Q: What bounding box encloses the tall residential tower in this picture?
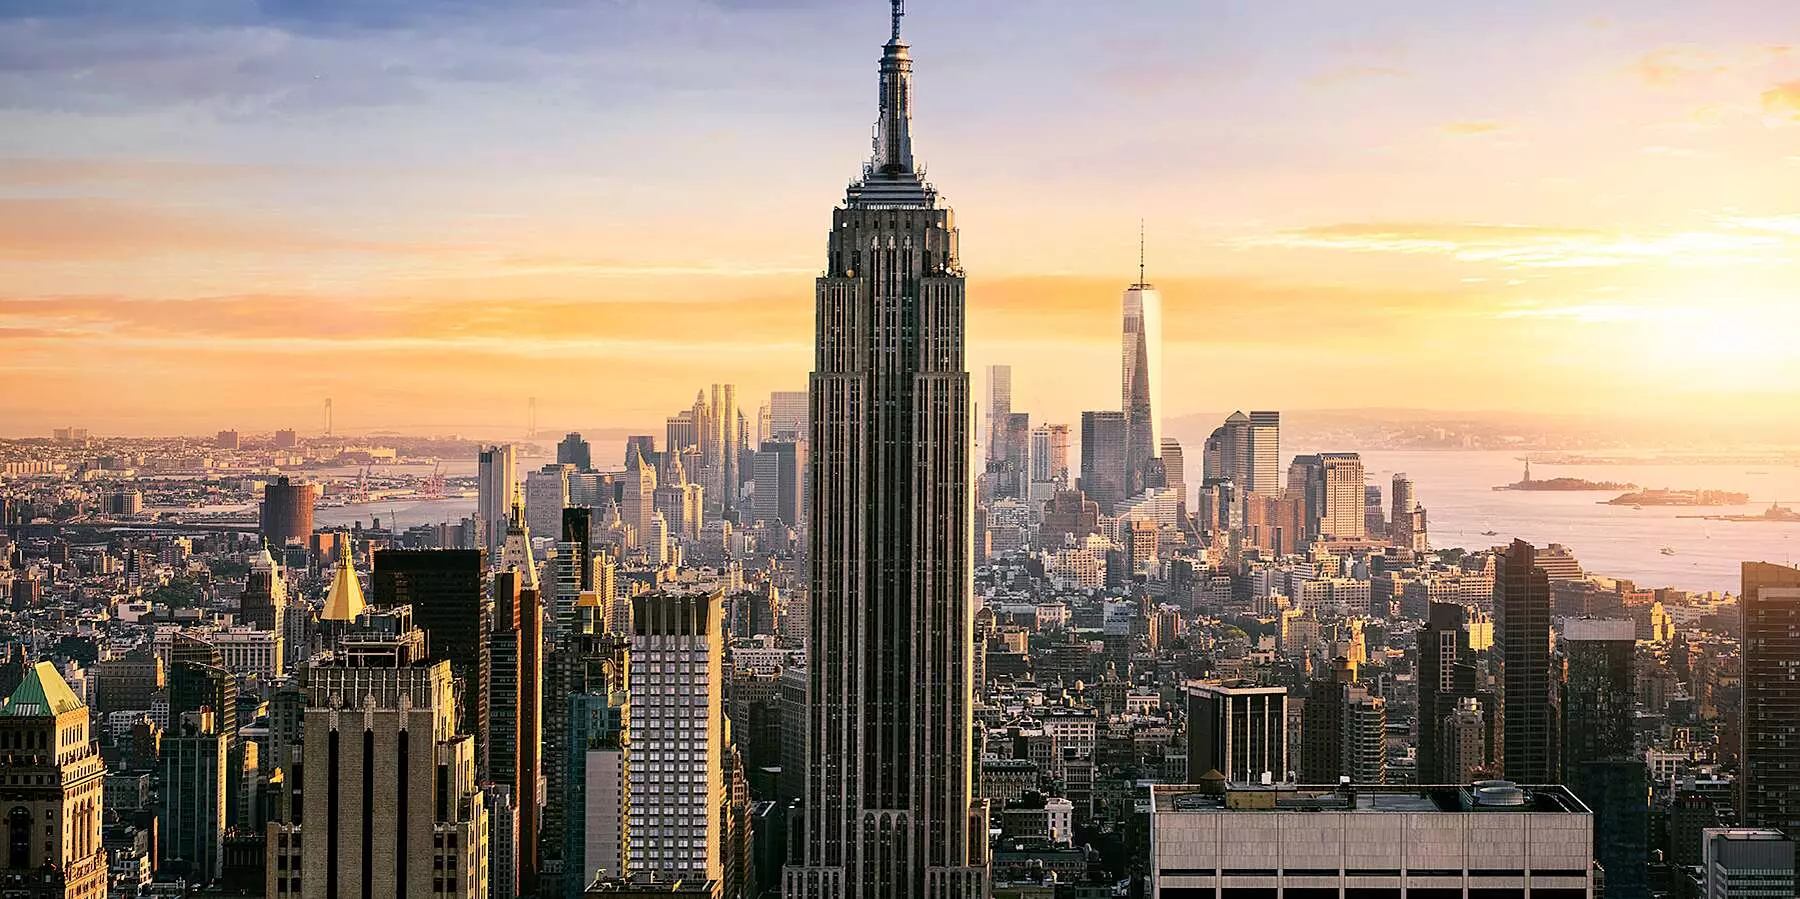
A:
[787,4,989,896]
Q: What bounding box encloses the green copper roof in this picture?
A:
[2,662,85,717]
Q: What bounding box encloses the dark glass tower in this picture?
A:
[786,3,988,896]
[373,549,489,776]
[1742,562,1800,843]
[1498,539,1555,783]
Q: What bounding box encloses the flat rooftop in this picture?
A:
[1153,782,1588,815]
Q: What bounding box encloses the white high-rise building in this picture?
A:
[768,391,809,439]
[478,445,518,558]
[627,591,725,882]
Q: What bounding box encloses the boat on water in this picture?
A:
[1660,547,1676,556]
[1481,530,1500,536]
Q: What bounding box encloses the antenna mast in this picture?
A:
[891,0,904,41]
[1138,219,1147,287]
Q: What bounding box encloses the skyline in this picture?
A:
[6,1,1800,435]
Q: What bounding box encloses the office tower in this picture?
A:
[1418,602,1479,784]
[1160,437,1186,511]
[1497,539,1555,784]
[160,710,228,881]
[621,443,658,550]
[527,464,573,543]
[265,624,490,899]
[768,390,809,439]
[1299,660,1387,785]
[1740,562,1800,840]
[490,571,545,896]
[1391,472,1430,552]
[1703,829,1795,899]
[667,408,699,457]
[994,411,1030,499]
[1149,782,1594,899]
[1246,411,1280,494]
[216,429,240,450]
[1289,452,1366,540]
[170,636,239,742]
[1364,484,1385,537]
[0,662,107,899]
[986,364,1012,463]
[479,444,520,557]
[788,5,988,895]
[722,385,740,503]
[546,597,628,898]
[1442,697,1488,783]
[239,549,287,678]
[273,428,298,449]
[321,548,366,623]
[1185,683,1289,783]
[373,549,489,775]
[1121,267,1163,497]
[259,476,317,547]
[1080,411,1128,514]
[646,512,672,567]
[1029,424,1070,486]
[653,453,705,542]
[550,508,595,639]
[628,591,725,882]
[558,432,593,472]
[753,438,807,528]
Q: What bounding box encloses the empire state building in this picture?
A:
[785,3,990,898]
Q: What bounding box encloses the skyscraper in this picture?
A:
[557,432,593,472]
[986,364,1012,464]
[265,621,491,899]
[0,662,107,899]
[1289,452,1366,540]
[1203,411,1280,496]
[628,591,726,883]
[1741,561,1800,841]
[373,549,490,776]
[490,570,545,895]
[1246,411,1280,494]
[768,390,809,439]
[479,445,519,557]
[1497,539,1555,784]
[1185,683,1289,784]
[1561,617,1645,898]
[1029,424,1070,486]
[1121,260,1163,497]
[754,438,807,528]
[526,464,573,543]
[788,4,988,895]
[259,475,317,547]
[1079,411,1128,514]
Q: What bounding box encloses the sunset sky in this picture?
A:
[3,0,1799,438]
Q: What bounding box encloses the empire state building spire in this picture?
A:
[874,0,914,174]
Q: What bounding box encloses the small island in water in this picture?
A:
[1492,461,1635,492]
[1681,503,1799,521]
[1605,489,1751,507]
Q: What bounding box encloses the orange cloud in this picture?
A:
[0,198,389,261]
[1637,47,1731,87]
[1309,65,1410,87]
[1764,81,1800,125]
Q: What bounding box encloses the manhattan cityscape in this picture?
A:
[3,3,1800,899]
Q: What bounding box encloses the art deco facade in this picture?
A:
[0,663,107,899]
[786,4,988,896]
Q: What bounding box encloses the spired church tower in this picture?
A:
[785,3,989,898]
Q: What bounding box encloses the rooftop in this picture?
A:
[2,661,85,717]
[1153,781,1589,816]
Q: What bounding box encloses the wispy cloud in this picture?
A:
[1244,219,1797,269]
[1764,81,1800,125]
